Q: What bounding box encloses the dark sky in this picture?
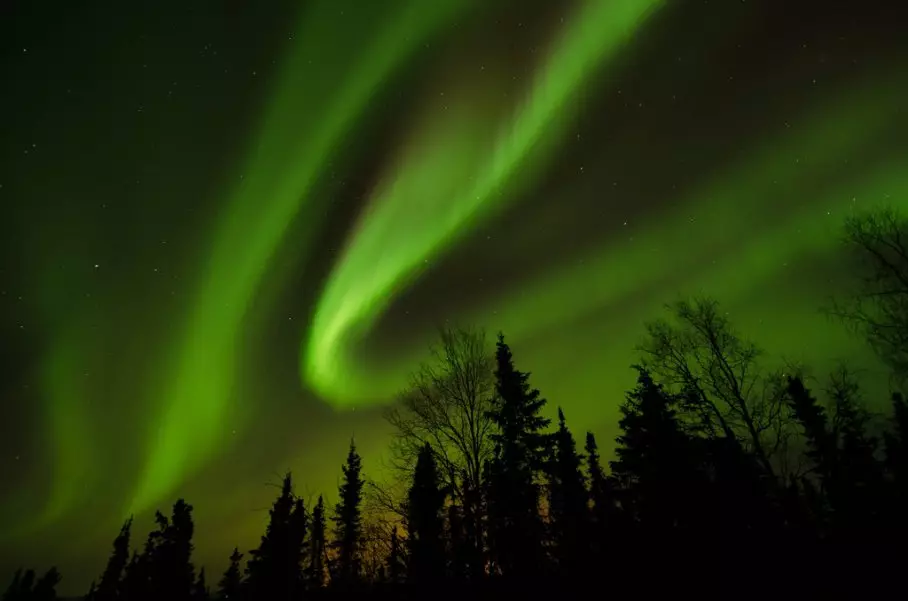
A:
[1,0,906,594]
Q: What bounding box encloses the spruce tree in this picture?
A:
[331,441,365,588]
[190,568,208,601]
[385,527,404,584]
[828,373,883,531]
[32,567,61,601]
[485,333,551,580]
[153,500,196,601]
[245,473,303,601]
[216,548,243,600]
[610,367,704,532]
[548,408,588,573]
[3,569,24,601]
[786,377,836,482]
[307,495,327,588]
[884,392,908,478]
[406,443,446,586]
[96,518,132,601]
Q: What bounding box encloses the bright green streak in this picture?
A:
[306,0,665,405]
[130,0,472,512]
[477,77,908,339]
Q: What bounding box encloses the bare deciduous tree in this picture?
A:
[639,298,789,477]
[831,209,908,381]
[383,326,497,502]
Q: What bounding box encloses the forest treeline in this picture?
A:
[5,209,908,600]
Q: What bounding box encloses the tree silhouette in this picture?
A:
[639,298,787,478]
[833,209,908,380]
[216,548,243,600]
[152,500,196,601]
[31,568,60,601]
[406,443,446,586]
[330,441,365,588]
[384,526,404,584]
[307,495,327,588]
[485,333,551,581]
[94,518,132,601]
[120,525,159,601]
[826,368,883,533]
[547,408,588,575]
[245,473,304,601]
[2,569,35,601]
[384,326,496,547]
[611,367,707,533]
[584,432,620,543]
[190,568,208,601]
[884,392,908,528]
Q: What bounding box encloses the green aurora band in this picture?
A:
[130,0,474,514]
[4,0,908,588]
[305,0,666,404]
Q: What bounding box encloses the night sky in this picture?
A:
[2,0,906,594]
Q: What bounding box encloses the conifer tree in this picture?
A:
[446,503,467,582]
[827,371,883,531]
[153,500,196,601]
[32,567,61,601]
[406,443,446,586]
[331,441,365,588]
[307,495,327,588]
[584,432,617,529]
[95,518,132,601]
[611,367,704,531]
[548,408,588,572]
[884,392,908,478]
[385,527,404,584]
[216,548,243,600]
[485,333,551,580]
[245,473,303,601]
[191,568,208,601]
[120,545,152,601]
[2,569,33,601]
[786,377,835,482]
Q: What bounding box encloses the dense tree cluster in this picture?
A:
[6,210,908,598]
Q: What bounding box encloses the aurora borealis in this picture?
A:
[1,0,906,593]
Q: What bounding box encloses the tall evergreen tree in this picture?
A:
[95,518,132,601]
[32,567,61,601]
[216,548,243,601]
[120,530,157,601]
[307,496,327,588]
[331,441,365,588]
[153,500,196,601]
[385,527,404,585]
[584,432,617,531]
[786,377,835,482]
[827,372,883,531]
[245,473,303,601]
[2,569,33,601]
[190,568,208,601]
[406,443,446,586]
[610,367,705,532]
[548,408,588,573]
[485,333,551,580]
[884,392,908,478]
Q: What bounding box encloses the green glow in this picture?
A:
[477,78,908,339]
[6,2,907,592]
[130,0,473,512]
[305,0,666,404]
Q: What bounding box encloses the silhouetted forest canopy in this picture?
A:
[6,209,908,599]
